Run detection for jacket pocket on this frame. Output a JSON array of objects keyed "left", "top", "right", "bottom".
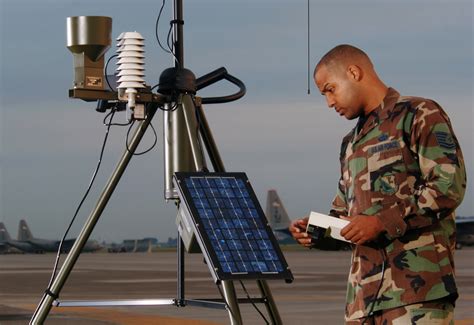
[
  {"left": 387, "top": 232, "right": 441, "bottom": 300},
  {"left": 367, "top": 140, "right": 407, "bottom": 202}
]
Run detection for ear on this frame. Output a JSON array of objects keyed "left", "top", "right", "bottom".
[{"left": 346, "top": 65, "right": 362, "bottom": 81}]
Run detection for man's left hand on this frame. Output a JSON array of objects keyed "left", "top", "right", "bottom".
[{"left": 340, "top": 215, "right": 385, "bottom": 245}]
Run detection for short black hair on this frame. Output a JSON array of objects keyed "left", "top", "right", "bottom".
[{"left": 314, "top": 44, "right": 372, "bottom": 77}]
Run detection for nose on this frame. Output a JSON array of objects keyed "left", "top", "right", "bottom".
[{"left": 325, "top": 94, "right": 336, "bottom": 108}]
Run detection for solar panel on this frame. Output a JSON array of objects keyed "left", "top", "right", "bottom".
[{"left": 174, "top": 172, "right": 293, "bottom": 283}]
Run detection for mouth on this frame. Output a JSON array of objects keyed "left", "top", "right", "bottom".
[{"left": 335, "top": 108, "right": 344, "bottom": 116}]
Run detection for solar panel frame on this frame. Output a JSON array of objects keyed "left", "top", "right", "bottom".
[{"left": 174, "top": 172, "right": 293, "bottom": 283}]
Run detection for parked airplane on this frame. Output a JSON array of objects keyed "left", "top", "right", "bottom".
[
  {"left": 456, "top": 216, "right": 474, "bottom": 249},
  {"left": 265, "top": 189, "right": 350, "bottom": 250},
  {"left": 265, "top": 189, "right": 294, "bottom": 243},
  {"left": 17, "top": 219, "right": 102, "bottom": 253},
  {"left": 0, "top": 222, "right": 43, "bottom": 253}
]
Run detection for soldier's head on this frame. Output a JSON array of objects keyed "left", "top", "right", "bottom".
[{"left": 314, "top": 44, "right": 387, "bottom": 120}]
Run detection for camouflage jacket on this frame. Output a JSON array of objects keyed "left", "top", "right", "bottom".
[{"left": 329, "top": 88, "right": 467, "bottom": 320}]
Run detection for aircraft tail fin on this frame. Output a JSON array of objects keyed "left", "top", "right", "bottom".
[
  {"left": 18, "top": 219, "right": 34, "bottom": 241},
  {"left": 0, "top": 222, "right": 12, "bottom": 241},
  {"left": 265, "top": 189, "right": 291, "bottom": 230}
]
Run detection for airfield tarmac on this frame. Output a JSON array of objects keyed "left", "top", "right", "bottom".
[{"left": 0, "top": 248, "right": 473, "bottom": 325}]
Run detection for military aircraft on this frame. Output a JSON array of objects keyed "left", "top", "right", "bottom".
[
  {"left": 0, "top": 220, "right": 101, "bottom": 253},
  {"left": 456, "top": 216, "right": 474, "bottom": 249},
  {"left": 265, "top": 189, "right": 295, "bottom": 244},
  {"left": 265, "top": 190, "right": 350, "bottom": 250},
  {"left": 0, "top": 222, "right": 42, "bottom": 253},
  {"left": 17, "top": 219, "right": 102, "bottom": 253}
]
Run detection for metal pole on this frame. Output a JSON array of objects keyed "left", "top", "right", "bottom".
[
  {"left": 257, "top": 280, "right": 283, "bottom": 325},
  {"left": 222, "top": 281, "right": 243, "bottom": 325},
  {"left": 181, "top": 95, "right": 206, "bottom": 171},
  {"left": 173, "top": 0, "right": 184, "bottom": 67},
  {"left": 196, "top": 104, "right": 225, "bottom": 172},
  {"left": 30, "top": 104, "right": 159, "bottom": 324},
  {"left": 168, "top": 1, "right": 257, "bottom": 323},
  {"left": 177, "top": 232, "right": 185, "bottom": 306}
]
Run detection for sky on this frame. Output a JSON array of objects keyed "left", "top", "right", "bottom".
[{"left": 0, "top": 0, "right": 472, "bottom": 242}]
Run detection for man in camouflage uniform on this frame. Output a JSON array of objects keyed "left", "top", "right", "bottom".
[{"left": 289, "top": 44, "right": 466, "bottom": 324}]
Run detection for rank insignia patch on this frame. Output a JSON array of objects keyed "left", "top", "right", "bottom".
[{"left": 435, "top": 131, "right": 456, "bottom": 149}]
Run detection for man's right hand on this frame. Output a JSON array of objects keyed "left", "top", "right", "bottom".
[{"left": 289, "top": 217, "right": 313, "bottom": 247}]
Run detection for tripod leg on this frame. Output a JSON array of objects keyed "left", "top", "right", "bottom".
[
  {"left": 257, "top": 280, "right": 283, "bottom": 325},
  {"left": 222, "top": 281, "right": 243, "bottom": 325},
  {"left": 30, "top": 104, "right": 159, "bottom": 324},
  {"left": 176, "top": 233, "right": 185, "bottom": 306}
]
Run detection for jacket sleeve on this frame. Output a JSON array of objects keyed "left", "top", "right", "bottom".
[
  {"left": 309, "top": 176, "right": 348, "bottom": 250},
  {"left": 329, "top": 176, "right": 349, "bottom": 218},
  {"left": 376, "top": 100, "right": 467, "bottom": 238}
]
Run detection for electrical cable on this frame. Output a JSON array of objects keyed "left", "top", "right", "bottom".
[
  {"left": 167, "top": 23, "right": 174, "bottom": 53},
  {"left": 361, "top": 249, "right": 387, "bottom": 324},
  {"left": 154, "top": 0, "right": 179, "bottom": 64},
  {"left": 307, "top": 0, "right": 311, "bottom": 95},
  {"left": 155, "top": 0, "right": 171, "bottom": 54},
  {"left": 105, "top": 54, "right": 118, "bottom": 91},
  {"left": 159, "top": 102, "right": 178, "bottom": 112},
  {"left": 166, "top": 23, "right": 177, "bottom": 65},
  {"left": 150, "top": 83, "right": 177, "bottom": 112},
  {"left": 125, "top": 115, "right": 158, "bottom": 156},
  {"left": 31, "top": 107, "right": 118, "bottom": 321},
  {"left": 239, "top": 280, "right": 270, "bottom": 324},
  {"left": 103, "top": 107, "right": 132, "bottom": 127}
]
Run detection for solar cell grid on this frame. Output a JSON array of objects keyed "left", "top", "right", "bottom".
[{"left": 175, "top": 172, "right": 293, "bottom": 282}]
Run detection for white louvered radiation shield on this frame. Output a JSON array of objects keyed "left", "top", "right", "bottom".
[{"left": 116, "top": 32, "right": 145, "bottom": 115}]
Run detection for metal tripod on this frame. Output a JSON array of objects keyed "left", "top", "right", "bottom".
[{"left": 30, "top": 1, "right": 284, "bottom": 324}]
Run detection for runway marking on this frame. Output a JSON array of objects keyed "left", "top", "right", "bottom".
[
  {"left": 96, "top": 277, "right": 212, "bottom": 284},
  {"left": 20, "top": 304, "right": 223, "bottom": 325},
  {"left": 275, "top": 294, "right": 344, "bottom": 301},
  {"left": 0, "top": 270, "right": 87, "bottom": 274},
  {"left": 458, "top": 294, "right": 474, "bottom": 300},
  {"left": 455, "top": 320, "right": 474, "bottom": 325}
]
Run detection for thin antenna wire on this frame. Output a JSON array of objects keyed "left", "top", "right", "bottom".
[{"left": 307, "top": 0, "right": 311, "bottom": 94}]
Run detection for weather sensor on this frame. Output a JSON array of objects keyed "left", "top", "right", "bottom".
[
  {"left": 66, "top": 16, "right": 112, "bottom": 90},
  {"left": 116, "top": 32, "right": 146, "bottom": 113}
]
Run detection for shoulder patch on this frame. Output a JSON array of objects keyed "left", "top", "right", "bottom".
[{"left": 434, "top": 131, "right": 456, "bottom": 149}]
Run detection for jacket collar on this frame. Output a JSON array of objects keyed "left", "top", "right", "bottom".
[{"left": 352, "top": 87, "right": 400, "bottom": 144}]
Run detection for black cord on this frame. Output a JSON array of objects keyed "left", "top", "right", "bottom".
[
  {"left": 103, "top": 107, "right": 132, "bottom": 127},
  {"left": 154, "top": 0, "right": 179, "bottom": 64},
  {"left": 167, "top": 22, "right": 173, "bottom": 53},
  {"left": 159, "top": 102, "right": 178, "bottom": 112},
  {"left": 105, "top": 54, "right": 118, "bottom": 91},
  {"left": 151, "top": 83, "right": 160, "bottom": 92},
  {"left": 155, "top": 0, "right": 171, "bottom": 54},
  {"left": 166, "top": 23, "right": 178, "bottom": 65},
  {"left": 361, "top": 249, "right": 387, "bottom": 324},
  {"left": 31, "top": 107, "right": 118, "bottom": 321},
  {"left": 307, "top": 0, "right": 311, "bottom": 95},
  {"left": 125, "top": 118, "right": 158, "bottom": 156},
  {"left": 239, "top": 280, "right": 270, "bottom": 324}
]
